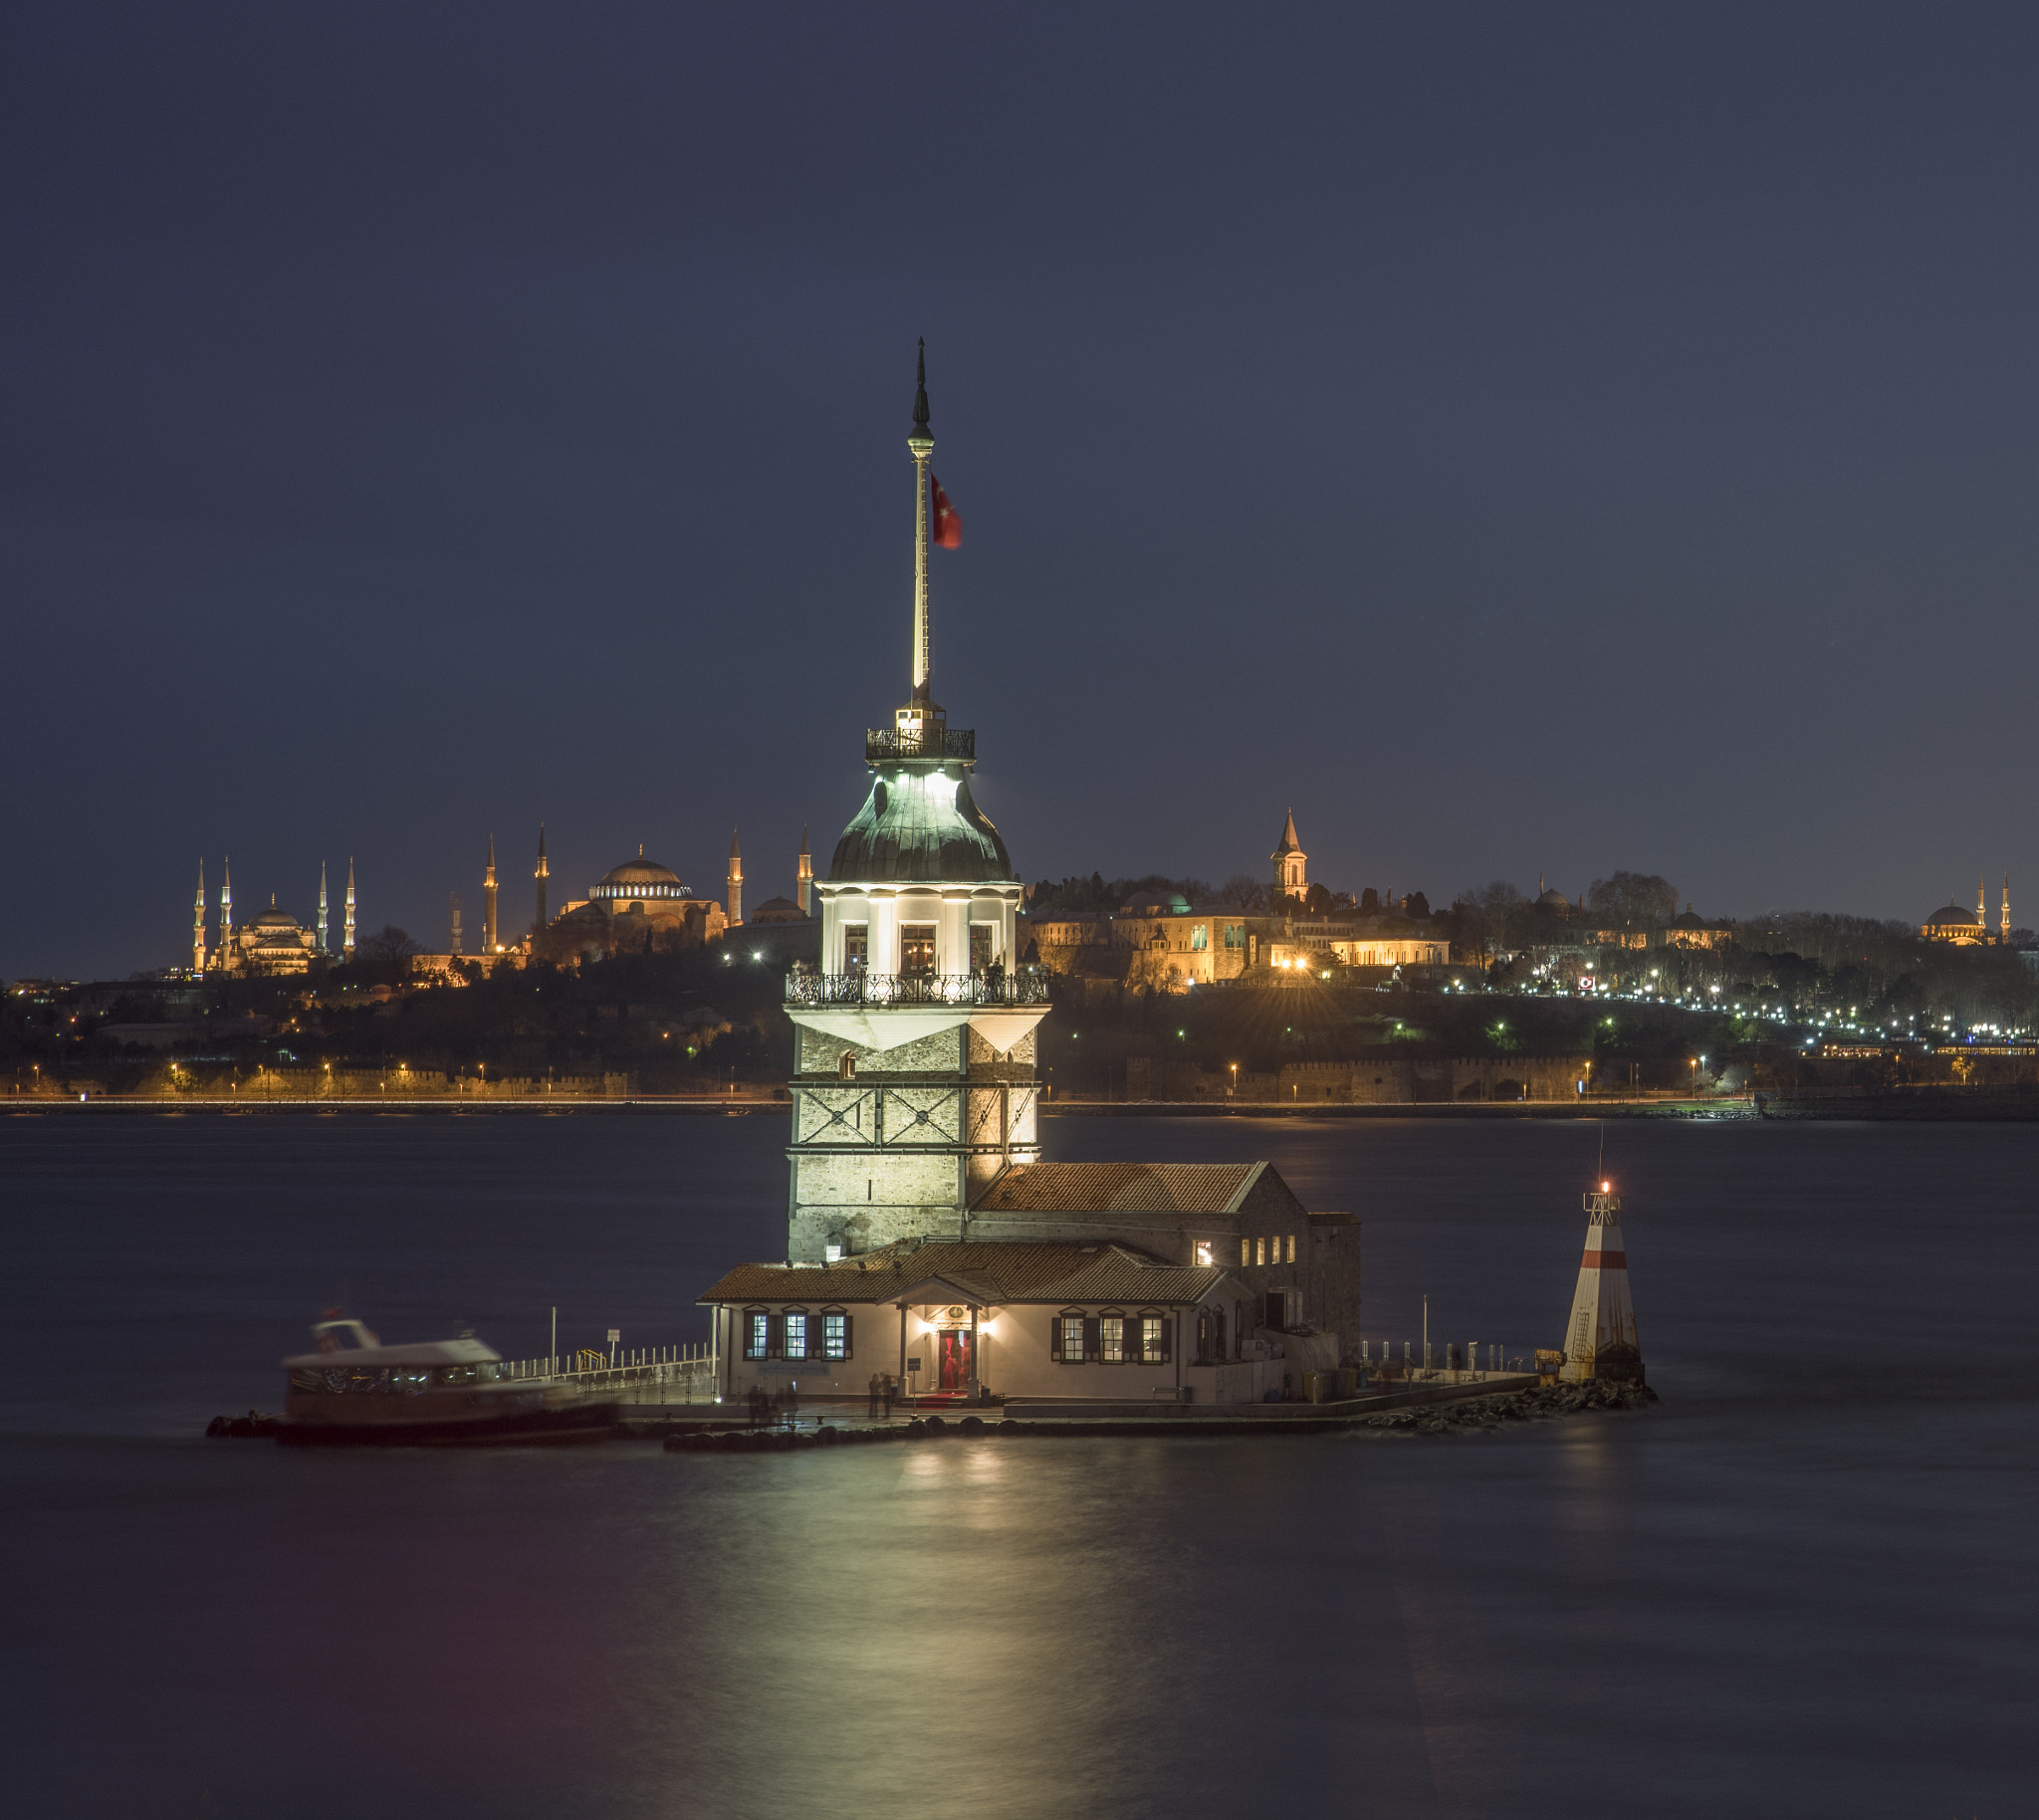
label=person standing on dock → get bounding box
[867,1372,881,1418]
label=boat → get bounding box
[276,1316,619,1446]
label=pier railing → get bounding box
[499,1344,718,1403]
[786,970,1051,1008]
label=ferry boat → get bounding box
[278,1317,618,1446]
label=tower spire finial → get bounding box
[907,341,936,712]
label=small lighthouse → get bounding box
[1559,1177,1645,1384]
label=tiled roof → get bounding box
[970,1161,1257,1215]
[698,1240,1234,1308]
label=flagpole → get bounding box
[909,339,934,713]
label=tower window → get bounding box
[970,924,994,973]
[900,924,936,977]
[839,1051,856,1080]
[843,924,868,972]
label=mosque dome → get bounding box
[1121,891,1192,916]
[1926,902,1979,927]
[250,904,301,931]
[1536,886,1571,912]
[828,766,1013,884]
[590,850,692,902]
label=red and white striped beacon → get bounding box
[1559,1177,1646,1385]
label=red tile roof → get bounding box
[970,1161,1258,1215]
[698,1239,1239,1308]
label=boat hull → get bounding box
[276,1401,620,1447]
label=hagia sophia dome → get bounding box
[589,847,694,905]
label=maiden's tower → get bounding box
[699,350,1359,1411]
[783,344,1045,1263]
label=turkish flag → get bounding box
[931,472,963,548]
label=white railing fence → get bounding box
[497,1343,718,1402]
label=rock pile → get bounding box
[1362,1379,1659,1437]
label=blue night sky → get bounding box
[8,4,2039,976]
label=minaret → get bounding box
[1978,873,1987,931]
[782,344,1038,1268]
[795,824,812,917]
[2003,873,2012,945]
[343,857,355,958]
[220,857,234,967]
[1560,1174,1645,1384]
[193,860,207,974]
[317,860,330,954]
[726,830,743,926]
[484,837,499,954]
[534,824,550,936]
[449,892,464,957]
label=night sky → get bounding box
[10,5,2039,978]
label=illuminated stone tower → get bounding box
[1272,809,1305,901]
[317,861,330,955]
[193,860,207,973]
[343,858,355,958]
[534,824,550,938]
[727,831,743,926]
[782,345,1040,1263]
[484,837,499,954]
[795,824,812,917]
[220,857,235,966]
[450,891,464,957]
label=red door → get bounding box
[938,1330,973,1390]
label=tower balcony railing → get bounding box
[864,726,976,763]
[786,969,1050,1008]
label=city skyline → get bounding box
[13,8,2039,977]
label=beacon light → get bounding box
[1600,1180,1610,1193]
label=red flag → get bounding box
[930,472,962,549]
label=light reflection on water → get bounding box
[2,1114,2035,1817]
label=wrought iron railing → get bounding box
[786,970,1051,1008]
[864,727,976,762]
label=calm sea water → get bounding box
[1,1110,2033,1818]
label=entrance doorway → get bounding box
[938,1329,974,1391]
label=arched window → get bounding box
[839,1051,856,1080]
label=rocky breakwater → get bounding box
[1362,1378,1659,1436]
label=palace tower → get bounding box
[781,345,1040,1263]
[1272,809,1305,900]
[534,824,550,937]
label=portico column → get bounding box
[969,1303,981,1400]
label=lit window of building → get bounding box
[784,1312,807,1358]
